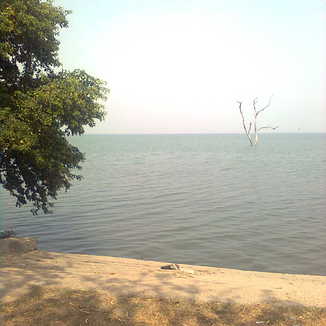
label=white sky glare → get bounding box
[55,0,326,134]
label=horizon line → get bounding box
[82,132,326,136]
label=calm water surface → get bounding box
[1,134,326,275]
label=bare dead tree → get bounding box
[237,101,253,146]
[237,96,278,146]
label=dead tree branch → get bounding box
[255,95,274,117]
[237,96,277,146]
[258,126,278,131]
[237,101,253,146]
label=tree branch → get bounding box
[237,96,277,146]
[237,101,253,146]
[258,126,278,131]
[256,94,273,117]
[253,97,258,115]
[248,121,252,135]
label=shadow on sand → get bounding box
[1,284,325,326]
[1,250,325,325]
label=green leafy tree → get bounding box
[0,0,108,214]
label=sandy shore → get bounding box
[0,250,325,307]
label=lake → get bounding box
[1,134,325,275]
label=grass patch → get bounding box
[0,286,325,325]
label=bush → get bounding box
[0,230,16,239]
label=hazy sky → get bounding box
[55,0,326,134]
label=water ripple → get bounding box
[1,134,326,275]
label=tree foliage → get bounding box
[0,0,109,214]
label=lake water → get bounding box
[1,134,326,275]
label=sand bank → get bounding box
[0,249,325,307]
